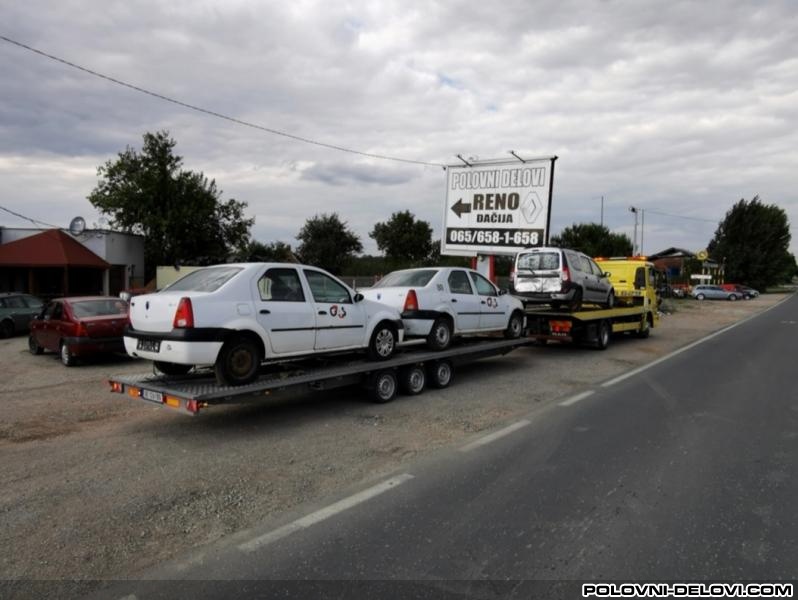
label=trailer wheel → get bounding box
[400,365,426,395]
[428,359,453,389]
[369,369,398,403]
[154,361,194,376]
[595,320,611,350]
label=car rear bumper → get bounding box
[63,336,125,356]
[124,335,222,365]
[511,290,576,303]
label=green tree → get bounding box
[370,210,433,263]
[88,131,252,278]
[296,213,363,274]
[707,196,793,289]
[234,240,295,263]
[550,223,633,257]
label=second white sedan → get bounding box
[360,267,525,350]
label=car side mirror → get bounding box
[498,288,508,296]
[354,293,364,302]
[603,272,611,278]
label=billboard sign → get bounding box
[441,157,555,256]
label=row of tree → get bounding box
[88,131,796,287]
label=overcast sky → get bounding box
[2,0,797,259]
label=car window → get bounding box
[45,302,63,320]
[70,299,128,318]
[469,272,497,296]
[578,256,593,273]
[258,268,305,302]
[5,295,27,309]
[303,270,351,304]
[22,296,43,309]
[589,260,604,277]
[373,270,438,288]
[516,252,559,271]
[447,270,474,295]
[165,266,243,292]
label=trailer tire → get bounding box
[154,361,193,376]
[595,320,611,350]
[504,311,524,339]
[428,359,453,389]
[369,369,398,403]
[214,335,261,386]
[426,317,453,350]
[368,321,397,361]
[400,365,426,395]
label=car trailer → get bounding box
[108,337,529,415]
[525,305,655,350]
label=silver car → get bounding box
[691,285,740,301]
[510,247,615,310]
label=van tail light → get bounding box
[173,297,194,329]
[403,290,419,312]
[561,265,571,293]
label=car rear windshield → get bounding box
[373,270,438,288]
[516,252,560,271]
[165,266,243,292]
[70,299,128,318]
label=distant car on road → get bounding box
[691,285,740,301]
[29,296,129,365]
[360,267,525,350]
[0,293,44,338]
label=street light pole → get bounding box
[629,206,639,255]
[601,195,604,227]
[640,208,645,255]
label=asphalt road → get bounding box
[96,294,797,599]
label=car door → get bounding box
[588,259,612,300]
[254,267,316,355]
[469,272,507,330]
[446,269,480,331]
[39,301,64,350]
[302,269,366,350]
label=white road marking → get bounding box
[459,420,531,452]
[559,390,595,407]
[238,473,414,553]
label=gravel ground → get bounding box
[0,294,787,586]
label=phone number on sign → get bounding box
[446,228,543,247]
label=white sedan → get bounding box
[124,263,404,385]
[360,267,525,350]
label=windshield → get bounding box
[516,252,560,271]
[164,266,243,292]
[70,299,128,318]
[372,269,438,288]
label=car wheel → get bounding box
[728,294,738,301]
[368,322,397,361]
[60,341,76,366]
[28,334,43,355]
[368,369,398,403]
[214,336,261,386]
[0,319,14,338]
[605,290,615,309]
[504,311,524,339]
[595,320,611,350]
[695,293,705,301]
[568,289,583,312]
[428,359,454,389]
[400,365,426,395]
[426,317,452,351]
[154,361,193,376]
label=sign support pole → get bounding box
[544,156,558,245]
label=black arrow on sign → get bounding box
[451,198,472,218]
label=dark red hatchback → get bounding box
[29,297,129,366]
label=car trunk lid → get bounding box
[129,292,196,333]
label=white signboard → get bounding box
[441,158,554,256]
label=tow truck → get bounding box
[108,337,529,416]
[524,256,660,349]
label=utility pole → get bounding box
[629,206,639,255]
[640,208,645,255]
[600,195,604,227]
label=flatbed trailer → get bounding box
[108,337,529,416]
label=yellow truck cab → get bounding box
[595,257,659,310]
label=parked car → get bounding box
[721,283,759,299]
[28,296,129,365]
[360,267,525,350]
[510,247,615,310]
[0,292,44,338]
[690,285,741,301]
[124,263,405,386]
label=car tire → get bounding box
[426,317,452,351]
[400,365,426,395]
[605,290,615,309]
[28,334,43,355]
[368,321,397,361]
[214,336,261,386]
[368,369,398,403]
[60,341,76,366]
[428,359,454,389]
[504,311,524,339]
[728,294,738,301]
[595,320,611,350]
[695,293,705,301]
[154,361,194,376]
[568,289,583,312]
[0,319,14,339]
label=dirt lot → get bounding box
[0,295,787,584]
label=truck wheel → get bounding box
[60,341,77,366]
[428,359,453,389]
[635,314,651,339]
[595,320,611,350]
[426,317,452,351]
[28,335,43,355]
[154,361,193,376]
[504,311,524,339]
[214,336,261,386]
[368,322,397,360]
[400,365,426,395]
[369,370,398,403]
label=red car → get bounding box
[28,296,129,366]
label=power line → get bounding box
[0,205,60,229]
[0,35,445,169]
[644,208,718,224]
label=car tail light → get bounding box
[173,297,194,329]
[403,290,419,312]
[74,321,88,337]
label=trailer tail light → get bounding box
[403,290,419,312]
[549,320,572,334]
[109,381,123,393]
[186,399,200,414]
[173,297,194,328]
[165,395,181,409]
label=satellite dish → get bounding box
[696,249,709,261]
[68,216,86,236]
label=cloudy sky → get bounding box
[2,0,797,258]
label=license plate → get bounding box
[141,389,163,403]
[137,339,161,352]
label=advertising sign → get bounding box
[441,157,555,256]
